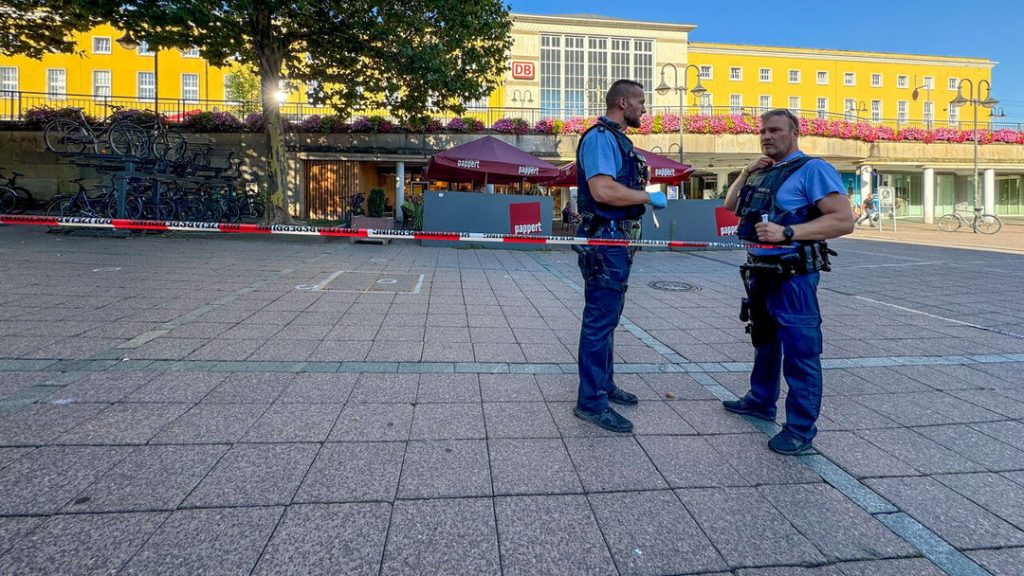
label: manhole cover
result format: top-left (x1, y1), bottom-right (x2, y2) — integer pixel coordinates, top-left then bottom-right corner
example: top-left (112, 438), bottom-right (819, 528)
top-left (648, 280), bottom-right (700, 292)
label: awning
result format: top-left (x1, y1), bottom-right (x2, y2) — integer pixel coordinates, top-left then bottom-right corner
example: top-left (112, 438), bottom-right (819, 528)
top-left (540, 148), bottom-right (695, 187)
top-left (424, 135), bottom-right (559, 185)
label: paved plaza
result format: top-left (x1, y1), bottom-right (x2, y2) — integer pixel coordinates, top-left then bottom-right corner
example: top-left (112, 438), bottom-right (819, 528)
top-left (1, 223), bottom-right (1023, 576)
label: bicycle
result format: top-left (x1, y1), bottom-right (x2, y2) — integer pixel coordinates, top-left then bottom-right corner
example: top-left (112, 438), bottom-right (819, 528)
top-left (937, 203), bottom-right (1002, 234)
top-left (0, 169), bottom-right (36, 214)
top-left (43, 104), bottom-right (148, 157)
top-left (45, 177), bottom-right (143, 219)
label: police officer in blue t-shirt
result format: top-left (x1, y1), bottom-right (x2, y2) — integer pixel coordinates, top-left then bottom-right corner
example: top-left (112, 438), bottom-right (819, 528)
top-left (723, 109), bottom-right (854, 454)
top-left (572, 80), bottom-right (668, 433)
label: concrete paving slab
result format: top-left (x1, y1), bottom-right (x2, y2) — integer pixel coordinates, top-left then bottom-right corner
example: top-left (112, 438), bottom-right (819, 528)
top-left (814, 431), bottom-right (920, 478)
top-left (242, 403), bottom-right (343, 443)
top-left (328, 403), bottom-right (413, 442)
top-left (183, 443), bottom-right (318, 507)
top-left (41, 370), bottom-right (156, 403)
top-left (0, 445), bottom-right (131, 515)
top-left (276, 372), bottom-right (356, 403)
top-left (564, 437), bottom-right (667, 492)
top-left (416, 373), bottom-right (481, 403)
top-left (349, 373), bottom-right (419, 403)
top-left (479, 373), bottom-right (543, 401)
top-left (120, 506), bottom-right (282, 575)
top-left (121, 370), bottom-right (228, 402)
top-left (705, 433), bottom-right (823, 485)
top-left (202, 372), bottom-right (292, 403)
top-left (915, 424), bottom-right (1024, 471)
top-left (489, 438), bottom-right (582, 495)
top-left (637, 435), bottom-right (748, 488)
top-left (615, 401), bottom-right (699, 435)
top-left (381, 498), bottom-right (499, 576)
top-left (857, 427), bottom-right (988, 475)
top-left (936, 472), bottom-right (1024, 531)
top-left (0, 516), bottom-right (43, 558)
top-left (295, 441), bottom-right (404, 503)
top-left (252, 503), bottom-right (390, 576)
top-left (151, 403), bottom-right (269, 444)
top-left (966, 547), bottom-right (1024, 576)
top-left (398, 439), bottom-right (491, 499)
top-left (55, 402), bottom-right (190, 445)
top-left (833, 558), bottom-right (946, 576)
top-left (0, 403), bottom-right (107, 446)
top-left (411, 402), bottom-right (485, 440)
top-left (494, 494), bottom-right (617, 576)
top-left (482, 401), bottom-right (560, 438)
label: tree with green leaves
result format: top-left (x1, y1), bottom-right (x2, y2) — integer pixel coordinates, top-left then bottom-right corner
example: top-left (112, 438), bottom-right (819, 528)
top-left (0, 1), bottom-right (101, 58)
top-left (223, 66), bottom-right (261, 117)
top-left (88, 0), bottom-right (513, 223)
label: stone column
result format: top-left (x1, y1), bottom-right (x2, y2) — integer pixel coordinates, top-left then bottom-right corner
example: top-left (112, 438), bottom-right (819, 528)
top-left (713, 170), bottom-right (732, 199)
top-left (922, 167), bottom-right (935, 224)
top-left (395, 161), bottom-right (405, 224)
top-left (860, 165), bottom-right (872, 205)
top-left (984, 168), bottom-right (996, 215)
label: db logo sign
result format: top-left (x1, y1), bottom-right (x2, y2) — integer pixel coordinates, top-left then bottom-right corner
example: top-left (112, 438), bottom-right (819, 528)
top-left (511, 62), bottom-right (535, 80)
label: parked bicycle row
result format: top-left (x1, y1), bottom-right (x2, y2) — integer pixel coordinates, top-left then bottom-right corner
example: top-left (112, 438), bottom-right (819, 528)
top-left (42, 105), bottom-right (188, 161)
top-left (0, 169), bottom-right (36, 214)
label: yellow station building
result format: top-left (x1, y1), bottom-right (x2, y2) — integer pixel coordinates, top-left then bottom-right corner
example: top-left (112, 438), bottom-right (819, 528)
top-left (1, 13), bottom-right (1021, 219)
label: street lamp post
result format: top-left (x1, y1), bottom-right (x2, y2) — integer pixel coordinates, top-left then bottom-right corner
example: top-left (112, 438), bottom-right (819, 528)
top-left (511, 89), bottom-right (533, 121)
top-left (655, 63), bottom-right (705, 164)
top-left (116, 31), bottom-right (159, 111)
top-left (912, 75), bottom-right (933, 129)
top-left (586, 78), bottom-right (608, 117)
top-left (845, 100), bottom-right (867, 122)
top-left (949, 79), bottom-right (998, 223)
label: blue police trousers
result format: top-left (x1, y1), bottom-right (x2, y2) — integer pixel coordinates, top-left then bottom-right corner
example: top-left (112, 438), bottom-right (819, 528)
top-left (746, 271), bottom-right (824, 443)
top-left (575, 228), bottom-right (631, 413)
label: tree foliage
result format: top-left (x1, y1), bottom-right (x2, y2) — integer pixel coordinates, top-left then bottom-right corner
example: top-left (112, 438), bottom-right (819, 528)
top-left (0, 1), bottom-right (101, 58)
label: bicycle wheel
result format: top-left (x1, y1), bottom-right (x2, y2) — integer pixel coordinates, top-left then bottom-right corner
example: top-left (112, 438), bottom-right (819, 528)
top-left (937, 214), bottom-right (961, 232)
top-left (10, 186), bottom-right (35, 214)
top-left (108, 123), bottom-right (149, 157)
top-left (152, 130), bottom-right (187, 162)
top-left (976, 214), bottom-right (1003, 234)
top-left (43, 119), bottom-right (90, 154)
top-left (0, 186), bottom-right (16, 213)
top-left (103, 195), bottom-right (144, 219)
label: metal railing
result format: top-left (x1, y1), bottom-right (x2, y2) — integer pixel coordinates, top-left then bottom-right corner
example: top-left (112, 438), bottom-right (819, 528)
top-left (1, 90), bottom-right (1022, 133)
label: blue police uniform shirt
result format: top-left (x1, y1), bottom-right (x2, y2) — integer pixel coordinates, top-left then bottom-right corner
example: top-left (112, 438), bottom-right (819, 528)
top-left (750, 150), bottom-right (845, 256)
top-left (579, 118), bottom-right (623, 182)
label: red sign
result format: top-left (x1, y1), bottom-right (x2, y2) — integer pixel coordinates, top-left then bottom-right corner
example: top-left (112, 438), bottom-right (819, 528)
top-left (714, 207), bottom-right (740, 237)
top-left (510, 202), bottom-right (543, 235)
top-left (511, 61), bottom-right (535, 79)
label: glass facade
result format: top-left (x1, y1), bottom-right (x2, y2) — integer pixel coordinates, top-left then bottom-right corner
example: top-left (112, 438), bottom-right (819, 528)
top-left (541, 33), bottom-right (653, 117)
top-left (997, 177), bottom-right (1024, 216)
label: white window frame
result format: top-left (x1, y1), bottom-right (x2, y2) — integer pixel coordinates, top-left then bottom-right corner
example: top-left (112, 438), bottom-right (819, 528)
top-left (181, 73), bottom-right (200, 102)
top-left (92, 69), bottom-right (111, 102)
top-left (729, 66), bottom-right (742, 81)
top-left (948, 77), bottom-right (959, 91)
top-left (897, 100), bottom-right (908, 123)
top-left (137, 71), bottom-right (155, 100)
top-left (759, 68), bottom-right (772, 82)
top-left (949, 105), bottom-right (959, 126)
top-left (92, 36), bottom-right (112, 54)
top-left (788, 96), bottom-right (800, 112)
top-left (923, 76), bottom-right (934, 90)
top-left (699, 65), bottom-right (713, 80)
top-left (816, 97), bottom-right (828, 119)
top-left (843, 72), bottom-right (855, 86)
top-left (788, 69), bottom-right (800, 84)
top-left (871, 73), bottom-right (882, 87)
top-left (871, 99), bottom-right (882, 123)
top-left (181, 47), bottom-right (200, 58)
top-left (137, 41), bottom-right (154, 56)
top-left (844, 98), bottom-right (857, 121)
top-left (698, 92), bottom-right (713, 115)
top-left (729, 94), bottom-right (742, 114)
top-left (897, 75), bottom-right (909, 89)
top-left (46, 68), bottom-right (65, 100)
top-left (0, 67), bottom-right (19, 93)
top-left (816, 71), bottom-right (829, 85)
top-left (924, 101), bottom-right (935, 126)
top-left (759, 95), bottom-right (772, 113)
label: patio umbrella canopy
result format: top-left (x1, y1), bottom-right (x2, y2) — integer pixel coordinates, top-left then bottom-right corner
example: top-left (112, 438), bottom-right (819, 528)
top-left (541, 148), bottom-right (695, 187)
top-left (425, 136), bottom-right (559, 185)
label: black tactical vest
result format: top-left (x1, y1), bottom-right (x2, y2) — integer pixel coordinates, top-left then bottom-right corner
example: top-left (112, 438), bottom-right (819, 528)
top-left (575, 117), bottom-right (647, 222)
top-left (734, 155), bottom-right (819, 243)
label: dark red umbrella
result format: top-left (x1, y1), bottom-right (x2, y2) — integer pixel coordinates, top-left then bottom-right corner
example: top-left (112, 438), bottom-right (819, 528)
top-left (540, 148), bottom-right (695, 187)
top-left (425, 136), bottom-right (559, 185)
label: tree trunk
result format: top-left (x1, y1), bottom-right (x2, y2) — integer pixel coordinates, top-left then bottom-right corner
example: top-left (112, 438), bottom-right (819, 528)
top-left (255, 29), bottom-right (291, 224)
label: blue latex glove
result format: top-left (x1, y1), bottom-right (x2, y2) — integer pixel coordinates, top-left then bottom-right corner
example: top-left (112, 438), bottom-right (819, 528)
top-left (646, 191), bottom-right (667, 210)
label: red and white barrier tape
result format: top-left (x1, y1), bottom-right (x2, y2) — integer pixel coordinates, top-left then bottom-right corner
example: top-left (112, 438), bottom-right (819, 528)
top-left (0, 214), bottom-right (773, 250)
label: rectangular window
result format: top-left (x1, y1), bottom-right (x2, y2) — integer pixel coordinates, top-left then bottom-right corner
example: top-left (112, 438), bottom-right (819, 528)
top-left (137, 41), bottom-right (154, 56)
top-left (92, 70), bottom-right (111, 101)
top-left (699, 65), bottom-right (712, 80)
top-left (632, 39), bottom-right (653, 106)
top-left (816, 71), bottom-right (828, 85)
top-left (844, 72), bottom-right (855, 86)
top-left (788, 96), bottom-right (800, 111)
top-left (587, 37), bottom-right (607, 114)
top-left (181, 47), bottom-right (200, 58)
top-left (897, 75), bottom-right (909, 89)
top-left (181, 73), bottom-right (199, 102)
top-left (871, 73), bottom-right (882, 87)
top-left (923, 76), bottom-right (934, 90)
top-left (46, 68), bottom-right (65, 100)
top-left (871, 99), bottom-right (882, 123)
top-left (949, 105), bottom-right (959, 126)
top-left (788, 69), bottom-right (800, 84)
top-left (816, 97), bottom-right (828, 119)
top-left (729, 66), bottom-right (742, 81)
top-left (729, 94), bottom-right (742, 114)
top-left (564, 36), bottom-right (584, 116)
top-left (759, 95), bottom-right (771, 113)
top-left (137, 71), bottom-right (155, 100)
top-left (92, 36), bottom-right (111, 54)
top-left (698, 92), bottom-right (712, 115)
top-left (924, 101), bottom-right (935, 126)
top-left (897, 100), bottom-right (908, 123)
top-left (948, 77), bottom-right (959, 90)
top-left (844, 98), bottom-right (856, 121)
top-left (759, 68), bottom-right (772, 82)
top-left (0, 67), bottom-right (18, 93)
top-left (540, 35), bottom-right (562, 116)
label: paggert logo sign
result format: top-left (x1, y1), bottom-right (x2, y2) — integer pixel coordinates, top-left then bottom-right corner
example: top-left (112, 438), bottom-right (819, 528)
top-left (714, 207), bottom-right (740, 237)
top-left (509, 202), bottom-right (543, 235)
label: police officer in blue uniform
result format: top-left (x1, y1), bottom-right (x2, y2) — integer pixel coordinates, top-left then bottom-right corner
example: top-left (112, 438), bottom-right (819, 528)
top-left (573, 80), bottom-right (667, 433)
top-left (722, 109), bottom-right (854, 454)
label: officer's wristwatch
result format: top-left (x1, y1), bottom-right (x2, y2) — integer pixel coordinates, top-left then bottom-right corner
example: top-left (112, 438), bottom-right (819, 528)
top-left (782, 225), bottom-right (795, 244)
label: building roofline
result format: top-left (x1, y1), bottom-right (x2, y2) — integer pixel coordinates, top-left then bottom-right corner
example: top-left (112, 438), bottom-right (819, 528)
top-left (511, 12), bottom-right (696, 33)
top-left (689, 41), bottom-right (996, 67)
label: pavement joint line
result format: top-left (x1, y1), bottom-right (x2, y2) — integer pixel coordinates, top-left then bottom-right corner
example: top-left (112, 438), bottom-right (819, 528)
top-left (115, 329), bottom-right (170, 349)
top-left (855, 295), bottom-right (1024, 341)
top-left (875, 513), bottom-right (992, 576)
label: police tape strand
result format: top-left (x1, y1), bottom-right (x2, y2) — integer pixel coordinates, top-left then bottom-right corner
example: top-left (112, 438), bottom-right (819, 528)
top-left (0, 214), bottom-right (775, 250)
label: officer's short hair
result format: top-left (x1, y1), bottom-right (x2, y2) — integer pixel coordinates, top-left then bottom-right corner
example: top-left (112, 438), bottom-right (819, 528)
top-left (606, 80), bottom-right (644, 109)
top-left (761, 108), bottom-right (800, 132)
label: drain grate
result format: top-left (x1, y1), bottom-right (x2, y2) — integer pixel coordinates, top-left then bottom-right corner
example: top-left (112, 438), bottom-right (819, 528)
top-left (648, 280), bottom-right (701, 292)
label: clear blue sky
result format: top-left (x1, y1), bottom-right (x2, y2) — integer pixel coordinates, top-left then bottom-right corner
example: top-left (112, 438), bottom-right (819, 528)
top-left (507, 0), bottom-right (1024, 126)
